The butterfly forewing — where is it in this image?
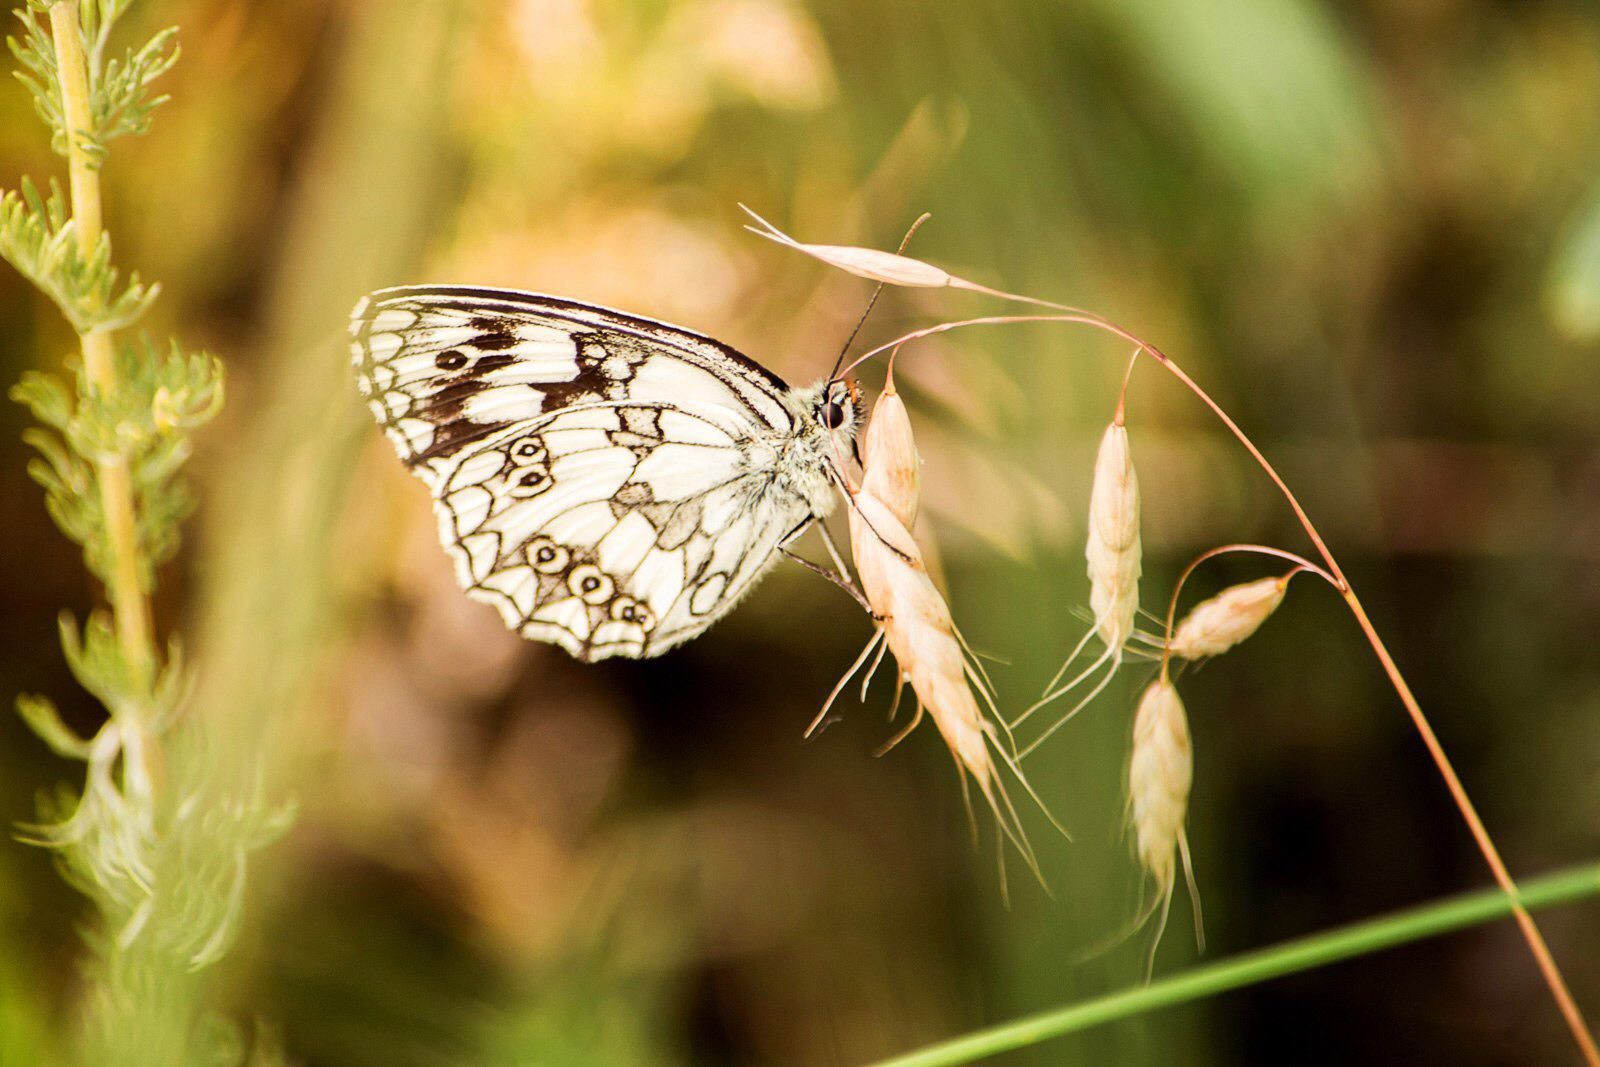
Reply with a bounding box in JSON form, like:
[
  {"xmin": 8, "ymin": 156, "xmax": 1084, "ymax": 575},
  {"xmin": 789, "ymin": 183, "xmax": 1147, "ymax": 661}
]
[{"xmin": 351, "ymin": 286, "xmax": 824, "ymax": 661}]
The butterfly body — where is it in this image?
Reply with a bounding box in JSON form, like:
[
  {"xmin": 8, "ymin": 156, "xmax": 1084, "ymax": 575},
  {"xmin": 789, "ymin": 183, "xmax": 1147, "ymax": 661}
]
[{"xmin": 351, "ymin": 286, "xmax": 856, "ymax": 661}]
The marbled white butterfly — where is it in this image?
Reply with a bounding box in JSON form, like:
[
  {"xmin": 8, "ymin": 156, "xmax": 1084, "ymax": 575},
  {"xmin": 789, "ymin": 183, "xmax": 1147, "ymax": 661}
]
[{"xmin": 351, "ymin": 286, "xmax": 859, "ymax": 661}]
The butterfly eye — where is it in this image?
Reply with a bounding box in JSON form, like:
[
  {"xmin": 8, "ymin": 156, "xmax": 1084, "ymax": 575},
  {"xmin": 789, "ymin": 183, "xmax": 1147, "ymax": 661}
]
[
  {"xmin": 526, "ymin": 537, "xmax": 570, "ymax": 574},
  {"xmin": 820, "ymin": 401, "xmax": 846, "ymax": 430},
  {"xmin": 509, "ymin": 436, "xmax": 548, "ymax": 465},
  {"xmin": 568, "ymin": 565, "xmax": 615, "ymax": 605}
]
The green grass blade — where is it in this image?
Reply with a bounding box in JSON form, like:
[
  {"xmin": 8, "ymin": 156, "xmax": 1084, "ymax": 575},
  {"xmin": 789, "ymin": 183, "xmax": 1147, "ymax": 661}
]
[{"xmin": 872, "ymin": 862, "xmax": 1600, "ymax": 1067}]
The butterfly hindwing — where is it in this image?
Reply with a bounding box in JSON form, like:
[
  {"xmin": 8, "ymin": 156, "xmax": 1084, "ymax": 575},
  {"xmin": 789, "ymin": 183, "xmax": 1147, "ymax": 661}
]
[{"xmin": 352, "ymin": 286, "xmax": 822, "ymax": 660}]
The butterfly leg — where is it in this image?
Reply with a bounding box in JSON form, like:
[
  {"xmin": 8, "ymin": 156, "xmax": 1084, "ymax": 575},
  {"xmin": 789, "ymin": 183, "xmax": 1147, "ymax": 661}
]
[
  {"xmin": 781, "ymin": 547, "xmax": 874, "ymax": 615},
  {"xmin": 779, "ymin": 515, "xmax": 877, "ymax": 616},
  {"xmin": 816, "ymin": 521, "xmax": 856, "ymax": 586}
]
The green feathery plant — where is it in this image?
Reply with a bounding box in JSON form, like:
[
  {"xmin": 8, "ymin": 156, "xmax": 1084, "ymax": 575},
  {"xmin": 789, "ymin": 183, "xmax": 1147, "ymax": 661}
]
[{"xmin": 3, "ymin": 2, "xmax": 286, "ymax": 1061}]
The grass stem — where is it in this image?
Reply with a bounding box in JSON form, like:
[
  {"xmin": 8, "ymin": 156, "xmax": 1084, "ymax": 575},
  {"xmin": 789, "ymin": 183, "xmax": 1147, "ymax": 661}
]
[
  {"xmin": 870, "ymin": 861, "xmax": 1600, "ymax": 1067},
  {"xmin": 1153, "ymin": 354, "xmax": 1600, "ymax": 1066}
]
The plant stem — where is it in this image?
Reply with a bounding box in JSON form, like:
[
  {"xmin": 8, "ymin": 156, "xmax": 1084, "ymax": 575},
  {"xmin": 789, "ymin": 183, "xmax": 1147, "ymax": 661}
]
[
  {"xmin": 869, "ymin": 861, "xmax": 1600, "ymax": 1067},
  {"xmin": 1340, "ymin": 589, "xmax": 1598, "ymax": 1056},
  {"xmin": 49, "ymin": 0, "xmax": 154, "ymax": 688},
  {"xmin": 1151, "ymin": 354, "xmax": 1600, "ymax": 1066}
]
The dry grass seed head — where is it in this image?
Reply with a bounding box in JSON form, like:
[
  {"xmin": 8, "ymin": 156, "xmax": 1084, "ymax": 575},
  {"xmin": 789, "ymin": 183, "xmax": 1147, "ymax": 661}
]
[
  {"xmin": 742, "ymin": 205, "xmax": 955, "ymax": 288},
  {"xmin": 1128, "ymin": 677, "xmax": 1190, "ymax": 893},
  {"xmin": 1013, "ymin": 415, "xmax": 1145, "ymax": 748},
  {"xmin": 850, "ymin": 487, "xmax": 997, "ymax": 797},
  {"xmin": 1127, "ymin": 675, "xmax": 1200, "ymax": 974},
  {"xmin": 844, "ymin": 411, "xmax": 1053, "ymax": 877},
  {"xmin": 1169, "ymin": 574, "xmax": 1290, "ymax": 660},
  {"xmin": 1086, "ymin": 418, "xmax": 1141, "ymax": 654},
  {"xmin": 860, "ymin": 363, "xmax": 920, "ymax": 531}
]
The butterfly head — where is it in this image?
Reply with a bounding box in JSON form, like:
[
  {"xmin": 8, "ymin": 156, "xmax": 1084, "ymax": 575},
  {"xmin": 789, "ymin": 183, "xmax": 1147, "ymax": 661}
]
[{"xmin": 816, "ymin": 377, "xmax": 861, "ymax": 436}]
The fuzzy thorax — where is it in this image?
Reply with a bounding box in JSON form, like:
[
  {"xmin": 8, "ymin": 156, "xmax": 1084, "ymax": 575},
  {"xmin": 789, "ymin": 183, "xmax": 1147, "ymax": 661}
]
[{"xmin": 772, "ymin": 379, "xmax": 859, "ymax": 517}]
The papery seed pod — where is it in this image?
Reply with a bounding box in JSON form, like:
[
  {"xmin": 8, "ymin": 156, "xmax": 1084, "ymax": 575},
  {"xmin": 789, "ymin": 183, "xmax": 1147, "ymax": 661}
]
[
  {"xmin": 860, "ymin": 365, "xmax": 920, "ymax": 531},
  {"xmin": 1169, "ymin": 574, "xmax": 1291, "ymax": 660},
  {"xmin": 1127, "ymin": 676, "xmax": 1191, "ymax": 898},
  {"xmin": 1086, "ymin": 419, "xmax": 1141, "ymax": 653}
]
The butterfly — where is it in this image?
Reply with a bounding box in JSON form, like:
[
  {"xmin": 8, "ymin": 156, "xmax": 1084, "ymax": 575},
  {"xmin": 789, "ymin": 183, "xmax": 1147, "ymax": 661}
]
[{"xmin": 350, "ymin": 285, "xmax": 860, "ymax": 661}]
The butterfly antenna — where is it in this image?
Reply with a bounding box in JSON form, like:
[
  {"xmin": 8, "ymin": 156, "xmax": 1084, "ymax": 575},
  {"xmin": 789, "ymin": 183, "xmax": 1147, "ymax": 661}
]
[
  {"xmin": 828, "ymin": 212, "xmax": 933, "ymax": 381},
  {"xmin": 830, "ymin": 281, "xmax": 887, "ymax": 380}
]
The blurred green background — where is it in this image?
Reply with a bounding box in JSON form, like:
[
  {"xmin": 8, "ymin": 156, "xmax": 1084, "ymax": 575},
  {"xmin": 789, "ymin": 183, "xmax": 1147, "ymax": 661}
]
[{"xmin": 3, "ymin": 0, "xmax": 1599, "ymax": 1063}]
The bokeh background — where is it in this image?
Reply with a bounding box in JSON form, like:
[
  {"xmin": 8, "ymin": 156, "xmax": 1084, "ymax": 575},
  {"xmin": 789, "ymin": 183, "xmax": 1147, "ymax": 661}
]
[{"xmin": 3, "ymin": 0, "xmax": 1600, "ymax": 1063}]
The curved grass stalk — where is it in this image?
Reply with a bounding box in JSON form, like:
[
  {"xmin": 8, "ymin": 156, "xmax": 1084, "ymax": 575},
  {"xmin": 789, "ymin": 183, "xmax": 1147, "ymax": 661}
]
[
  {"xmin": 1155, "ymin": 352, "xmax": 1600, "ymax": 1065},
  {"xmin": 852, "ymin": 311, "xmax": 1600, "ymax": 1064},
  {"xmin": 868, "ymin": 860, "xmax": 1600, "ymax": 1067}
]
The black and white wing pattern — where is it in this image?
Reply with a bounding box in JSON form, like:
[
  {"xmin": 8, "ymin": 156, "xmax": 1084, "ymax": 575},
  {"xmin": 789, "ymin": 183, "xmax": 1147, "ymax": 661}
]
[{"xmin": 351, "ymin": 286, "xmax": 828, "ymax": 661}]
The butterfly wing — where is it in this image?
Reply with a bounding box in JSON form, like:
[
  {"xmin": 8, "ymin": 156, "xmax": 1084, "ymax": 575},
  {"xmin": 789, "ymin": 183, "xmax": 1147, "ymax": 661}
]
[{"xmin": 351, "ymin": 286, "xmax": 819, "ymax": 660}]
